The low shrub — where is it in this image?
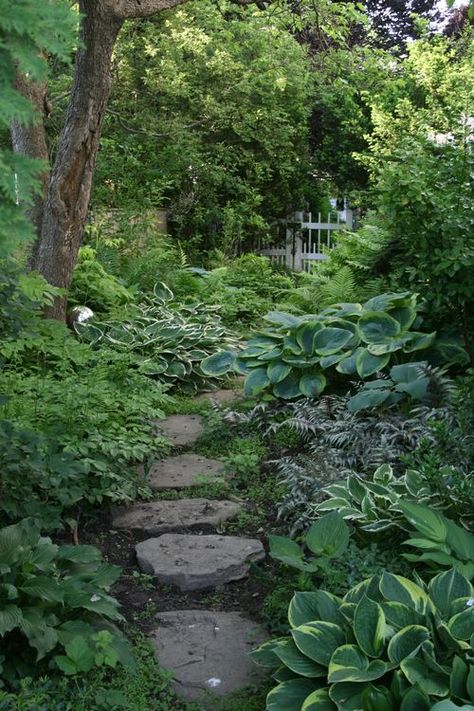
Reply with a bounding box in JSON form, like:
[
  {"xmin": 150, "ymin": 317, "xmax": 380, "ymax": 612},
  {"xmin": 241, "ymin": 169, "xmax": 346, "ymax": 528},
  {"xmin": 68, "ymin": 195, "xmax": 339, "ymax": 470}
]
[{"xmin": 69, "ymin": 247, "xmax": 134, "ymax": 313}]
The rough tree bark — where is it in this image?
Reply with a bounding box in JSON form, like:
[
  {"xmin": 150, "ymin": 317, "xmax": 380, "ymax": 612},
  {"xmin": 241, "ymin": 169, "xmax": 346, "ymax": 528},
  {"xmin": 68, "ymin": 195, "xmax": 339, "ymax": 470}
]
[
  {"xmin": 16, "ymin": 0, "xmax": 262, "ymax": 320},
  {"xmin": 10, "ymin": 72, "xmax": 50, "ymax": 269}
]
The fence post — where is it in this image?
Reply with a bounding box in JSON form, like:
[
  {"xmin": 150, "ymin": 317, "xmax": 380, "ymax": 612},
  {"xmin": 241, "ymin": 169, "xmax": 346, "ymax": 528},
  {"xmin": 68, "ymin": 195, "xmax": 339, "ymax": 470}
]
[
  {"xmin": 285, "ymin": 227, "xmax": 293, "ymax": 270},
  {"xmin": 345, "ymin": 208, "xmax": 354, "ymax": 230}
]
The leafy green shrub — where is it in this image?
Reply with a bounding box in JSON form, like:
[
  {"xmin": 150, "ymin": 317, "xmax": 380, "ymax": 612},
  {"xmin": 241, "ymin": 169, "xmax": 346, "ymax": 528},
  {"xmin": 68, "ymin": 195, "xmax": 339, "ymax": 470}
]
[
  {"xmin": 0, "ymin": 519, "xmax": 132, "ymax": 688},
  {"xmin": 69, "ymin": 247, "xmax": 134, "ymax": 313},
  {"xmin": 79, "ymin": 283, "xmax": 239, "ymax": 394},
  {"xmin": 203, "ymin": 292, "xmax": 466, "ymax": 404},
  {"xmin": 252, "ymin": 568, "xmax": 474, "ymax": 710}
]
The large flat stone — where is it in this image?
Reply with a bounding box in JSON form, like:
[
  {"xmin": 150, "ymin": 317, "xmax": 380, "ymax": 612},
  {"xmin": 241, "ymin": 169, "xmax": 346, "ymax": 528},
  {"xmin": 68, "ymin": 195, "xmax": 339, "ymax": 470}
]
[
  {"xmin": 153, "ymin": 415, "xmax": 203, "ymax": 446},
  {"xmin": 148, "ymin": 454, "xmax": 226, "ymax": 490},
  {"xmin": 112, "ymin": 499, "xmax": 242, "ymax": 534},
  {"xmin": 150, "ymin": 610, "xmax": 268, "ymax": 701},
  {"xmin": 135, "ymin": 534, "xmax": 265, "ymax": 591},
  {"xmin": 194, "ymin": 389, "xmax": 243, "ymax": 405}
]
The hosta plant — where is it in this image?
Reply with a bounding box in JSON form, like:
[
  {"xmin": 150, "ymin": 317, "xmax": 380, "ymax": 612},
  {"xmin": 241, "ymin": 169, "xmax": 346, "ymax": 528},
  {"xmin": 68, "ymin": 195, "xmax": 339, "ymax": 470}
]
[
  {"xmin": 77, "ymin": 282, "xmax": 239, "ymax": 393},
  {"xmin": 252, "ymin": 568, "xmax": 474, "ymax": 710},
  {"xmin": 0, "ymin": 519, "xmax": 133, "ymax": 687},
  {"xmin": 202, "ymin": 292, "xmax": 467, "ymax": 404},
  {"xmin": 269, "ymin": 512, "xmax": 350, "ymax": 574}
]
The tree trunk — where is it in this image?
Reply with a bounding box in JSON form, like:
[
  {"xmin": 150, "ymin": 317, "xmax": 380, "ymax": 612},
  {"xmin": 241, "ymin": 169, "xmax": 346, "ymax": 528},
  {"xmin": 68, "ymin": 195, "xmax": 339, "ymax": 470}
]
[
  {"xmin": 33, "ymin": 2, "xmax": 123, "ymax": 320},
  {"xmin": 10, "ymin": 73, "xmax": 50, "ymax": 268}
]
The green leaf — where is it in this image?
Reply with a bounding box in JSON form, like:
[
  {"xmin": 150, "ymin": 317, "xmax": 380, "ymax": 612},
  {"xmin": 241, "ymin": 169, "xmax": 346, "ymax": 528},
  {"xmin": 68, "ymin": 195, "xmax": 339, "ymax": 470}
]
[
  {"xmin": 380, "ymin": 573, "xmax": 431, "ymax": 613},
  {"xmin": 402, "ymin": 332, "xmax": 436, "ymax": 353},
  {"xmin": 428, "ymin": 569, "xmax": 473, "ymax": 619},
  {"xmin": 399, "ymin": 687, "xmax": 431, "ymax": 711},
  {"xmin": 301, "ymin": 689, "xmax": 336, "ymax": 710},
  {"xmin": 0, "ymin": 605, "xmax": 23, "ymax": 635},
  {"xmin": 313, "ymin": 328, "xmax": 353, "ymax": 355},
  {"xmin": 356, "ymin": 349, "xmax": 390, "ymax": 378},
  {"xmin": 295, "ymin": 322, "xmax": 323, "ymax": 353},
  {"xmin": 448, "ymin": 608, "xmax": 474, "ymax": 641},
  {"xmin": 250, "ymin": 639, "xmax": 283, "ymax": 668},
  {"xmin": 267, "ymin": 360, "xmax": 292, "ymax": 384},
  {"xmin": 328, "ymin": 645, "xmax": 388, "ymax": 683},
  {"xmin": 269, "ymin": 535, "xmax": 304, "ymax": 569},
  {"xmin": 400, "ymin": 657, "xmax": 450, "ymax": 696},
  {"xmin": 397, "ymin": 502, "xmax": 448, "ymax": 544},
  {"xmin": 292, "ymin": 622, "xmax": 346, "ymax": 666},
  {"xmin": 273, "ymin": 372, "xmax": 301, "ymax": 400},
  {"xmin": 265, "ymin": 312, "xmax": 302, "ymax": 328},
  {"xmin": 266, "ymin": 679, "xmax": 319, "ymax": 711},
  {"xmin": 347, "ymin": 388, "xmax": 391, "ymax": 412},
  {"xmin": 299, "ymin": 371, "xmax": 327, "ymax": 397},
  {"xmin": 200, "ymin": 350, "xmax": 235, "ymax": 376},
  {"xmin": 387, "ymin": 625, "xmax": 430, "ymax": 664},
  {"xmin": 289, "ymin": 591, "xmax": 343, "ymax": 628},
  {"xmin": 353, "ymin": 596, "xmax": 386, "ymax": 658},
  {"xmin": 244, "ymin": 367, "xmax": 270, "ymax": 396},
  {"xmin": 381, "ymin": 602, "xmax": 424, "ymax": 630},
  {"xmin": 20, "ymin": 577, "xmax": 64, "ymax": 603},
  {"xmin": 274, "ymin": 639, "xmax": 326, "ymax": 678},
  {"xmin": 450, "ymin": 655, "xmax": 469, "ymax": 699},
  {"xmin": 305, "ymin": 512, "xmax": 349, "ymax": 559},
  {"xmin": 359, "ymin": 312, "xmax": 401, "ymax": 343}
]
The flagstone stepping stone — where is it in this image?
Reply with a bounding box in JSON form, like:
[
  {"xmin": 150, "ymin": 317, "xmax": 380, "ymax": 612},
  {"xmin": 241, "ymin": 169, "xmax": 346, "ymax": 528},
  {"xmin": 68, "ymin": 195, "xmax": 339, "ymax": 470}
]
[
  {"xmin": 153, "ymin": 414, "xmax": 203, "ymax": 446},
  {"xmin": 112, "ymin": 499, "xmax": 242, "ymax": 535},
  {"xmin": 135, "ymin": 534, "xmax": 265, "ymax": 591},
  {"xmin": 194, "ymin": 388, "xmax": 243, "ymax": 405},
  {"xmin": 150, "ymin": 610, "xmax": 268, "ymax": 701},
  {"xmin": 148, "ymin": 454, "xmax": 226, "ymax": 490}
]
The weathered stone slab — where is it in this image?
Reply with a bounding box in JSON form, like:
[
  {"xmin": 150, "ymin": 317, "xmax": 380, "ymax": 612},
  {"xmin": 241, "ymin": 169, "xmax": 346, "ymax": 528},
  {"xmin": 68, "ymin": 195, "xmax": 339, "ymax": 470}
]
[
  {"xmin": 150, "ymin": 610, "xmax": 268, "ymax": 701},
  {"xmin": 135, "ymin": 534, "xmax": 265, "ymax": 591},
  {"xmin": 112, "ymin": 499, "xmax": 242, "ymax": 535},
  {"xmin": 148, "ymin": 454, "xmax": 226, "ymax": 490},
  {"xmin": 153, "ymin": 414, "xmax": 203, "ymax": 446},
  {"xmin": 194, "ymin": 389, "xmax": 243, "ymax": 405}
]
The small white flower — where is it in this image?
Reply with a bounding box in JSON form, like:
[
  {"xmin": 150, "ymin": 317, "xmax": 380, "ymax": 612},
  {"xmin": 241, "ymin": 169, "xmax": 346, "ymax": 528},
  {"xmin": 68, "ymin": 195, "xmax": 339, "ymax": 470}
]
[
  {"xmin": 466, "ymin": 598, "xmax": 474, "ymax": 607},
  {"xmin": 90, "ymin": 594, "xmax": 101, "ymax": 602},
  {"xmin": 206, "ymin": 678, "xmax": 222, "ymax": 688}
]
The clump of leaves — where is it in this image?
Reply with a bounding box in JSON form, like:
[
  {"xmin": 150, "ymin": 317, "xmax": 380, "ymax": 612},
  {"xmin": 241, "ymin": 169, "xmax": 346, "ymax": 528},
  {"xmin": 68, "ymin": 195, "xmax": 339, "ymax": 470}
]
[
  {"xmin": 78, "ymin": 283, "xmax": 239, "ymax": 394},
  {"xmin": 0, "ymin": 519, "xmax": 133, "ymax": 688},
  {"xmin": 252, "ymin": 568, "xmax": 474, "ymax": 710},
  {"xmin": 69, "ymin": 247, "xmax": 135, "ymax": 313},
  {"xmin": 202, "ymin": 291, "xmax": 467, "ymax": 406}
]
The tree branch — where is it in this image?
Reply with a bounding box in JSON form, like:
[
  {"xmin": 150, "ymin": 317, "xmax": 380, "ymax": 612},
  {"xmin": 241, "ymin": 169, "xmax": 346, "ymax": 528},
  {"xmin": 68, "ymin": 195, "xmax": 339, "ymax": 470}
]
[{"xmin": 108, "ymin": 0, "xmax": 268, "ymax": 20}]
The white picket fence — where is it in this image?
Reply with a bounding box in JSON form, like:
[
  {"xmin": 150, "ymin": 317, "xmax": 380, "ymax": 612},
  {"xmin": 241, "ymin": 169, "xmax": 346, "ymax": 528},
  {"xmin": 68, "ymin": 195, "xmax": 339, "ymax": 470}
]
[{"xmin": 258, "ymin": 209, "xmax": 353, "ymax": 272}]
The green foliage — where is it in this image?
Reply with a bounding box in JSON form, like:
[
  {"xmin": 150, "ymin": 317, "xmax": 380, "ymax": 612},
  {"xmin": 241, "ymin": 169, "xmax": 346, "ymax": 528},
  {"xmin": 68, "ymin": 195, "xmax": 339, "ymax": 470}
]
[
  {"xmin": 269, "ymin": 512, "xmax": 350, "ymax": 574},
  {"xmin": 253, "ymin": 568, "xmax": 474, "ymax": 710},
  {"xmin": 69, "ymin": 247, "xmax": 134, "ymax": 312},
  {"xmin": 0, "ymin": 0, "xmax": 75, "ymax": 255},
  {"xmin": 78, "ymin": 282, "xmax": 239, "ymax": 394},
  {"xmin": 0, "ymin": 519, "xmax": 132, "ymax": 689},
  {"xmin": 204, "ymin": 292, "xmax": 464, "ymax": 405}
]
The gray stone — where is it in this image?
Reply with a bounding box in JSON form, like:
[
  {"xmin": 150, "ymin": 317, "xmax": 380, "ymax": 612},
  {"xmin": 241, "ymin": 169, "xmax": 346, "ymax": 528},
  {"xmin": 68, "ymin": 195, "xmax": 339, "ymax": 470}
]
[
  {"xmin": 153, "ymin": 414, "xmax": 203, "ymax": 446},
  {"xmin": 135, "ymin": 534, "xmax": 265, "ymax": 591},
  {"xmin": 148, "ymin": 454, "xmax": 226, "ymax": 490},
  {"xmin": 194, "ymin": 389, "xmax": 243, "ymax": 405},
  {"xmin": 150, "ymin": 610, "xmax": 268, "ymax": 701},
  {"xmin": 112, "ymin": 499, "xmax": 242, "ymax": 534}
]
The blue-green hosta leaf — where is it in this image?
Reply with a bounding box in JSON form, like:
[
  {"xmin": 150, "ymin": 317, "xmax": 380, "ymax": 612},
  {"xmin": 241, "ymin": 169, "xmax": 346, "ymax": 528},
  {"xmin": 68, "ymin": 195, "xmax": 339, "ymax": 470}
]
[
  {"xmin": 353, "ymin": 596, "xmax": 386, "ymax": 658},
  {"xmin": 388, "ymin": 306, "xmax": 417, "ymax": 330},
  {"xmin": 292, "ymin": 622, "xmax": 346, "ymax": 666},
  {"xmin": 402, "ymin": 332, "xmax": 436, "ymax": 353},
  {"xmin": 200, "ymin": 350, "xmax": 235, "ymax": 376},
  {"xmin": 273, "ymin": 372, "xmax": 301, "ymax": 400},
  {"xmin": 358, "ymin": 312, "xmax": 401, "ymax": 343},
  {"xmin": 299, "ymin": 372, "xmax": 327, "ymax": 397},
  {"xmin": 313, "ymin": 328, "xmax": 353, "ymax": 356},
  {"xmin": 387, "ymin": 625, "xmax": 430, "ymax": 664},
  {"xmin": 428, "ymin": 569, "xmax": 473, "ymax": 619},
  {"xmin": 380, "ymin": 573, "xmax": 432, "ymax": 614},
  {"xmin": 319, "ymin": 353, "xmax": 346, "ymax": 369},
  {"xmin": 336, "ymin": 347, "xmax": 363, "ymax": 375},
  {"xmin": 266, "ymin": 679, "xmax": 320, "ymax": 711},
  {"xmin": 264, "ymin": 311, "xmax": 302, "ymax": 328},
  {"xmin": 449, "ymin": 655, "xmax": 469, "ymax": 700},
  {"xmin": 233, "ymin": 355, "xmax": 256, "ymax": 375},
  {"xmin": 295, "ymin": 322, "xmax": 323, "ymax": 353},
  {"xmin": 289, "ymin": 591, "xmax": 343, "ymax": 628},
  {"xmin": 390, "ymin": 362, "xmax": 426, "ymax": 384},
  {"xmin": 244, "ymin": 367, "xmax": 270, "ymax": 396},
  {"xmin": 399, "ymin": 687, "xmax": 431, "ymax": 710},
  {"xmin": 431, "ymin": 703, "xmax": 474, "ymax": 711},
  {"xmin": 400, "ymin": 657, "xmax": 450, "ymax": 696},
  {"xmin": 305, "ymin": 512, "xmax": 349, "ymax": 558},
  {"xmin": 301, "ymin": 688, "xmax": 336, "ymax": 710},
  {"xmin": 267, "ymin": 360, "xmax": 292, "ymax": 384},
  {"xmin": 0, "ymin": 604, "xmax": 23, "ymax": 635},
  {"xmin": 347, "ymin": 388, "xmax": 391, "ymax": 413},
  {"xmin": 273, "ymin": 639, "xmax": 327, "ymax": 678},
  {"xmin": 367, "ymin": 336, "xmax": 412, "ymax": 355},
  {"xmin": 363, "ymin": 293, "xmax": 414, "ymax": 311},
  {"xmin": 356, "ymin": 349, "xmax": 390, "ymax": 378},
  {"xmin": 328, "ymin": 645, "xmax": 388, "ymax": 683}
]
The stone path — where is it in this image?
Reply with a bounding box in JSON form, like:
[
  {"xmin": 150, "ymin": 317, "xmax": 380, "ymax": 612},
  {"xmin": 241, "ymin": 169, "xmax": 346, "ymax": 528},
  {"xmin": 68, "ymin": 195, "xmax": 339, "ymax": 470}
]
[{"xmin": 118, "ymin": 390, "xmax": 267, "ymax": 704}]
